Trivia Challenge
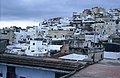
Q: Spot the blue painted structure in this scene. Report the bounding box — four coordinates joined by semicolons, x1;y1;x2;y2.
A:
0;63;65;78
16;66;55;78
0;64;7;78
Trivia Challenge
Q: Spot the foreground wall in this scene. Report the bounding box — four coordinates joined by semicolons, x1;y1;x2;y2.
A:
0;64;55;78
16;66;55;78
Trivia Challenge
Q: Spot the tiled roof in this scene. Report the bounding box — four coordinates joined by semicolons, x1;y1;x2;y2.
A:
0;54;84;71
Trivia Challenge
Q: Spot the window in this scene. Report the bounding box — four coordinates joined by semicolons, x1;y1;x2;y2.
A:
28;46;30;50
63;35;64;37
101;54;103;59
97;29;99;31
1;33;7;35
31;50;34;52
33;43;35;45
65;50;67;52
20;76;26;78
76;31;79;33
54;35;56;38
70;29;73;31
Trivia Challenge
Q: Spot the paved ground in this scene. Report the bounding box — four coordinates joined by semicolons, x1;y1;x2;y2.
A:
69;59;120;78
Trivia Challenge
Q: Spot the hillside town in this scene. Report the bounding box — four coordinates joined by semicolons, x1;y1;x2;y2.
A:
0;7;120;78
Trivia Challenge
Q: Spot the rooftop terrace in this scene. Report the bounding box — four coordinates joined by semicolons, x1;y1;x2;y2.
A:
68;59;120;78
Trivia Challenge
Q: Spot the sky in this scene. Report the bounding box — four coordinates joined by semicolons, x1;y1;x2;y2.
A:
0;0;120;28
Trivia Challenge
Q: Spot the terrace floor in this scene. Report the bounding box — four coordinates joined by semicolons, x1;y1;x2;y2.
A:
69;59;120;78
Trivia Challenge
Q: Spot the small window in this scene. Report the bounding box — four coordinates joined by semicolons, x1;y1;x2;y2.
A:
76;31;79;33
2;33;7;35
63;35;64;37
31;50;34;52
54;35;56;38
101;54;103;58
69;36;72;38
97;29;99;31
70;29;73;31
28;46;30;50
20;76;26;78
33;43;35;45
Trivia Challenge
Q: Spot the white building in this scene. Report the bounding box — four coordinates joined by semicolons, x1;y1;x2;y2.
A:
25;38;48;56
6;43;28;55
25;38;63;56
104;51;120;59
14;30;27;43
85;33;100;43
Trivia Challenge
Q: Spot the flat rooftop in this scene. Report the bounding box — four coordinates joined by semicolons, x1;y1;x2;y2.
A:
69;59;120;78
